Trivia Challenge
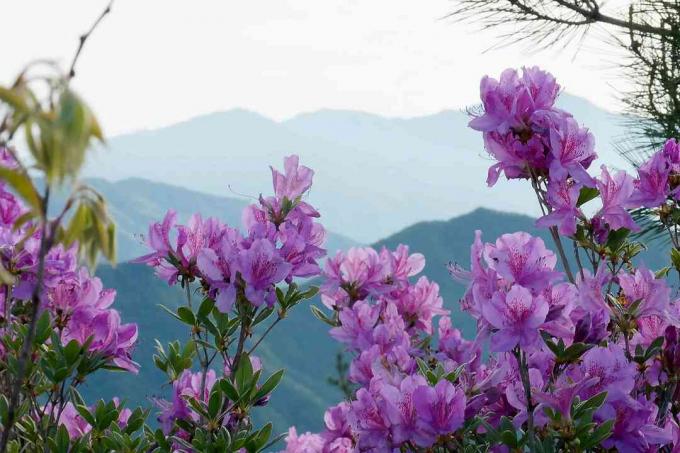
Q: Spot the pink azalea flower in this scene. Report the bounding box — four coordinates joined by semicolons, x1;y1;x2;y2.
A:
535;177;582;236
483;232;560;293
271;154;314;201
482;284;549;352
413;380;466;446
595;165;640;231
548;116;596;187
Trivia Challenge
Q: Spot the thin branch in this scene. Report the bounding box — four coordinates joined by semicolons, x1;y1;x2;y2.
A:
68;0;114;80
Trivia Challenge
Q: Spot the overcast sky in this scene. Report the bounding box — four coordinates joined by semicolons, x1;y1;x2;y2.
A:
1;0;631;136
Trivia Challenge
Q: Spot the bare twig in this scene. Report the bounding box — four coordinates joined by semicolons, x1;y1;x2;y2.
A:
68;0;114;80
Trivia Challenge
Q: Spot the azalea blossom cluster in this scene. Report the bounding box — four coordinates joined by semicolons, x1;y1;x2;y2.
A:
279;68;680;452
137;155;325;312
279;245;474;451
0;148;138;372
137;155;327;449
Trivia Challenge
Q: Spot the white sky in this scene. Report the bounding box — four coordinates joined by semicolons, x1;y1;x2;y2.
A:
1;0;631;136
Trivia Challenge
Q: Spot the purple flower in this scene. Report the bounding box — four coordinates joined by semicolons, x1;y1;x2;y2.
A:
469;67;559;134
484;232;560;293
599;397;672;452
618;266;671;320
381;244;425;283
570;344;636;406
380;374;428;445
271;154;314;201
322;402;353;445
450;230;499;322
278;427;324;453
413;380;466;446
534;375;598;422
237;238;292;307
157;369;217;432
391;276;447;334
505;367;545;427
322;247;389;303
630;150;671;208
482;284;549;352
483;132;546;186
437;317;481;369
574;263;611;316
541;282;577;340
196;227;242;312
595;165;640;231
548;116;596;187
348;386;391;450
535;177;582;236
573;309;608;345
330;301;379;351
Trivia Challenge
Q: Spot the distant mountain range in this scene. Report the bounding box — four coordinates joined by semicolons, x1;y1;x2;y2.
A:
82;207;672;437
82;94;632;244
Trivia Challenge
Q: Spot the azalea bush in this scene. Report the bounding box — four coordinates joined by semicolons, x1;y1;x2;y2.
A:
134;154;326;452
276;67;680;453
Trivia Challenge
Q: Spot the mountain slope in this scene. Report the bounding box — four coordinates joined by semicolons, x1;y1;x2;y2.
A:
82;94;630;243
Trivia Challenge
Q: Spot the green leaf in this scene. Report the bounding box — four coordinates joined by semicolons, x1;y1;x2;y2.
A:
310;305;337;327
208;389;222;419
0;167;41;212
177;306;196;325
581;419;614;449
253;369;284;402
219;378;240;402
577;187;599;207
606;228;630;253
235;353;254;394
198;298;215;319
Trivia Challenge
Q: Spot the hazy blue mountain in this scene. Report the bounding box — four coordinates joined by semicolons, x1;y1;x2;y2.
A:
72;178;356;261
81;207;671;436
82;94;631;244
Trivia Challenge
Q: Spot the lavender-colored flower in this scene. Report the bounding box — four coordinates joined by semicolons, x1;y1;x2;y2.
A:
381;244;425;284
574;263;611;316
323;247;389;303
534;375;598;422
469;67;559;134
595;165;640;231
391;276;447;334
157;369;217;432
482;284;549;352
330;301;379;351
437;317;481;370
322;402;353;445
570;344;636;406
278;427;324;453
572;309;608;345
599;397;672;452
348;386;391;450
665;325;680;367
548;116;596;187
541;282;577;340
536;177;582;236
483;132;547;186
380;374;428;445
631;150;671;208
413;380;466;446
271;154;314;201
484;232;559;293
237;238;292;307
618;266;671;320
